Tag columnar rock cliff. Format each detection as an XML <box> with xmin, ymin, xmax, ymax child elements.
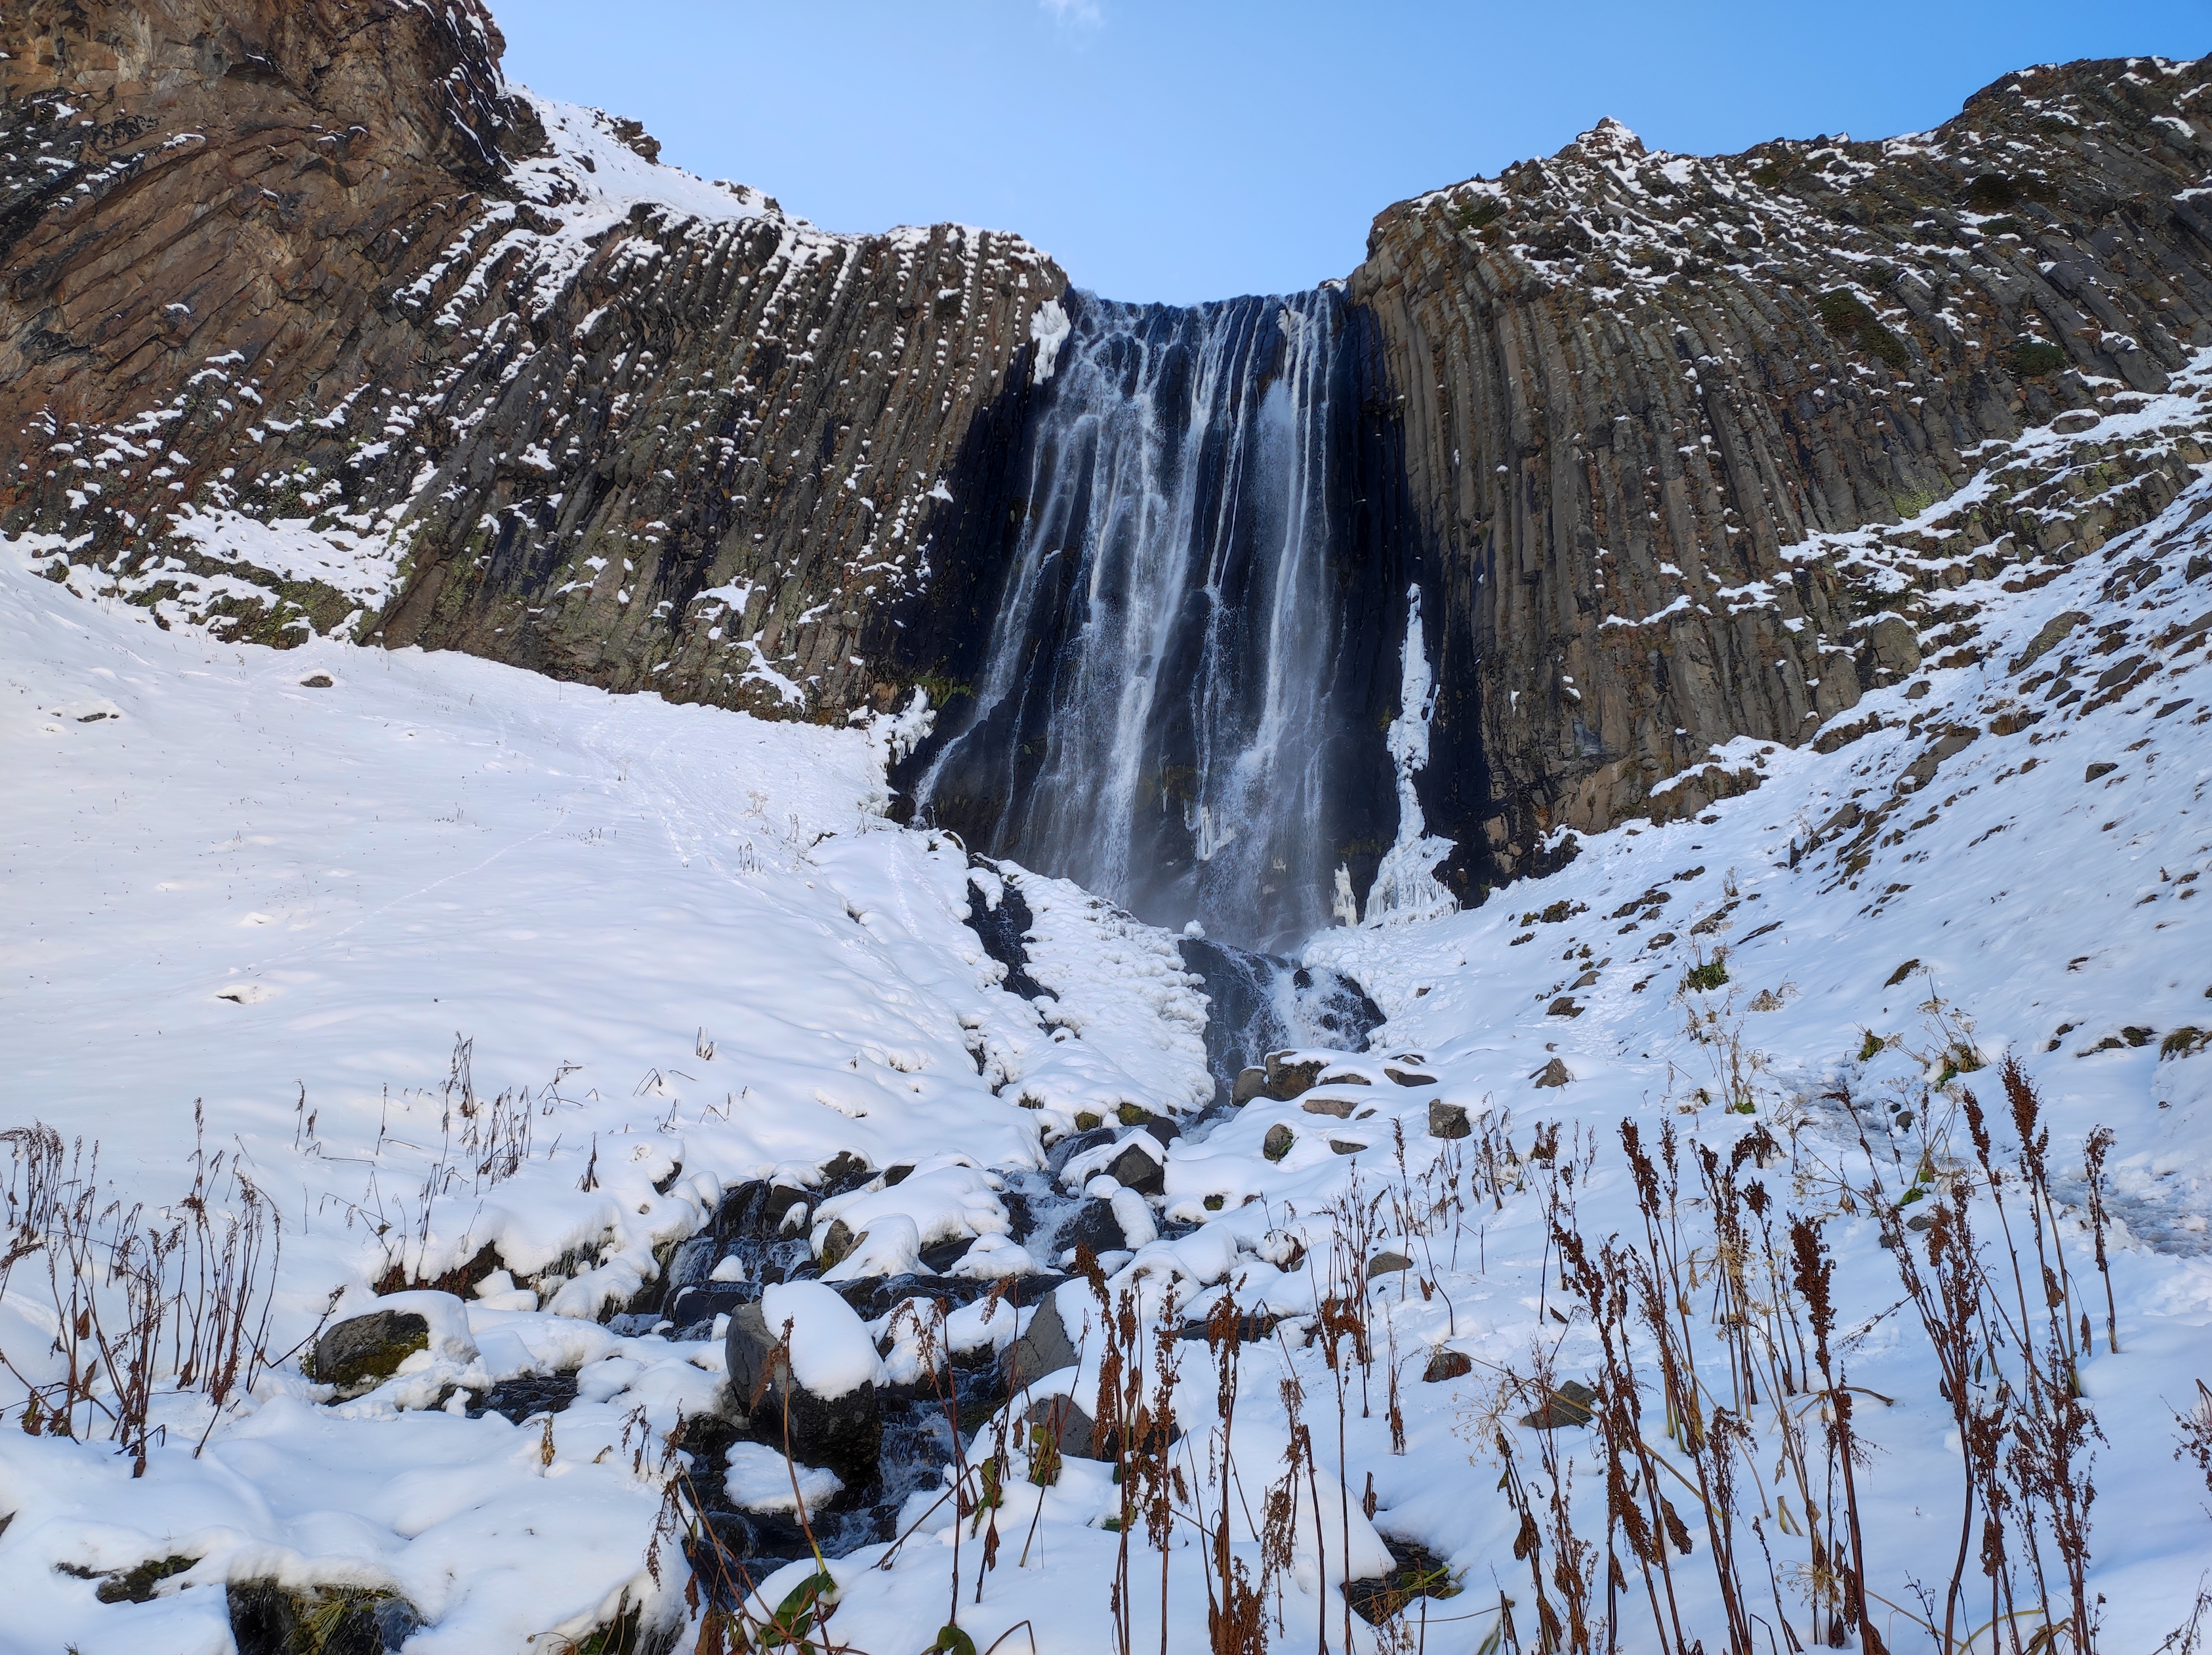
<box><xmin>0</xmin><ymin>0</ymin><xmax>1064</xmax><ymax>719</ymax></box>
<box><xmin>5</xmin><ymin>5</ymin><xmax>2209</xmax><ymax>912</ymax></box>
<box><xmin>1352</xmin><ymin>60</ymin><xmax>2212</xmax><ymax>889</ymax></box>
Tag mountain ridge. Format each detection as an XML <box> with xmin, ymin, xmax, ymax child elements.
<box><xmin>5</xmin><ymin>1</ymin><xmax>2208</xmax><ymax>909</ymax></box>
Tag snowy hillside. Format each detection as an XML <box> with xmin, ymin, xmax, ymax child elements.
<box><xmin>4</xmin><ymin>378</ymin><xmax>2212</xmax><ymax>1652</ymax></box>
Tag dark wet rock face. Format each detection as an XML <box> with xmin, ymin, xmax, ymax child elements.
<box><xmin>0</xmin><ymin>0</ymin><xmax>1064</xmax><ymax>724</ymax></box>
<box><xmin>963</xmin><ymin>860</ymin><xmax>1052</xmax><ymax>1003</ymax></box>
<box><xmin>899</xmin><ymin>292</ymin><xmax>1407</xmax><ymax>948</ymax></box>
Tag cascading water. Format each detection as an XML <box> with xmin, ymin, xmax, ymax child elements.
<box><xmin>1177</xmin><ymin>936</ymin><xmax>1384</xmax><ymax>1108</ymax></box>
<box><xmin>911</xmin><ymin>289</ymin><xmax>1397</xmax><ymax>952</ymax></box>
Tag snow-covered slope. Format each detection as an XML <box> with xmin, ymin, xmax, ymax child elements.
<box><xmin>0</xmin><ymin>535</ymin><xmax>1207</xmax><ymax>1653</ymax></box>
<box><xmin>4</xmin><ymin>379</ymin><xmax>2212</xmax><ymax>1652</ymax></box>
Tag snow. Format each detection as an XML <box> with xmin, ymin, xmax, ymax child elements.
<box><xmin>0</xmin><ymin>533</ymin><xmax>1214</xmax><ymax>1651</ymax></box>
<box><xmin>1362</xmin><ymin>584</ymin><xmax>1458</xmax><ymax>926</ymax></box>
<box><xmin>756</xmin><ymin>1283</ymin><xmax>884</xmax><ymax>1401</ymax></box>
<box><xmin>5</xmin><ymin>368</ymin><xmax>2212</xmax><ymax>1653</ymax></box>
<box><xmin>1029</xmin><ymin>297</ymin><xmax>1072</xmax><ymax>382</ymax></box>
<box><xmin>723</xmin><ymin>1441</ymin><xmax>842</xmax><ymax>1514</ymax></box>
<box><xmin>813</xmin><ymin>1160</ymin><xmax>1008</xmax><ymax>1257</ymax></box>
<box><xmin>163</xmin><ymin>503</ymin><xmax>414</xmax><ymax>609</ymax></box>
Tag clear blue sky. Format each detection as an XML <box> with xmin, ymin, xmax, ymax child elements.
<box><xmin>489</xmin><ymin>1</ymin><xmax>2206</xmax><ymax>304</ymax></box>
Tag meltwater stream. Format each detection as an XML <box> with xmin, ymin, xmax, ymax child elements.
<box><xmin>912</xmin><ymin>289</ymin><xmax>1392</xmax><ymax>952</ymax></box>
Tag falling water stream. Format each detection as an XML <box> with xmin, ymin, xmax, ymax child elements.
<box><xmin>912</xmin><ymin>289</ymin><xmax>1388</xmax><ymax>954</ymax></box>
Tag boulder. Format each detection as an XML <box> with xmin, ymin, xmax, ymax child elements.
<box><xmin>818</xmin><ymin>1217</ymin><xmax>860</xmax><ymax>1269</ymax></box>
<box><xmin>1048</xmin><ymin>1124</ymin><xmax>1116</xmax><ymax>1173</ymax></box>
<box><xmin>309</xmin><ymin>1309</ymin><xmax>428</xmax><ymax>1396</ymax></box>
<box><xmin>1000</xmin><ymin>1294</ymin><xmax>1081</xmax><ymax>1388</ymax></box>
<box><xmin>1264</xmin><ymin>1052</ymin><xmax>1326</xmax><ymax>1100</ymax></box>
<box><xmin>1301</xmin><ymin>1096</ymin><xmax>1356</xmax><ymax>1118</ymax></box>
<box><xmin>1423</xmin><ymin>1349</ymin><xmax>1473</xmax><ymax>1383</ymax></box>
<box><xmin>1021</xmin><ymin>1392</ymin><xmax>1099</xmax><ymax>1466</ymax></box>
<box><xmin>1231</xmin><ymin>1067</ymin><xmax>1269</xmax><ymax>1104</ymax></box>
<box><xmin>229</xmin><ymin>1583</ymin><xmax>420</xmax><ymax>1655</ymax></box>
<box><xmin>761</xmin><ymin>1182</ymin><xmax>811</xmax><ymax>1234</ymax></box>
<box><xmin>1428</xmin><ymin>1101</ymin><xmax>1471</xmax><ymax>1140</ymax></box>
<box><xmin>1864</xmin><ymin>614</ymin><xmax>1922</xmax><ymax>678</ymax></box>
<box><xmin>1059</xmin><ymin>1199</ymin><xmax>1126</xmax><ymax>1261</ymax></box>
<box><xmin>1262</xmin><ymin>1124</ymin><xmax>1295</xmax><ymax>1162</ymax></box>
<box><xmin>725</xmin><ymin>1300</ymin><xmax>883</xmax><ymax>1480</ymax></box>
<box><xmin>1517</xmin><ymin>1379</ymin><xmax>1597</xmax><ymax>1429</ymax></box>
<box><xmin>1106</xmin><ymin>1140</ymin><xmax>1165</xmax><ymax>1195</ymax></box>
<box><xmin>665</xmin><ymin>1281</ymin><xmax>760</xmax><ymax>1335</ymax></box>
<box><xmin>1532</xmin><ymin>1057</ymin><xmax>1573</xmax><ymax>1089</ymax></box>
<box><xmin>1366</xmin><ymin>1250</ymin><xmax>1414</xmax><ymax>1281</ymax></box>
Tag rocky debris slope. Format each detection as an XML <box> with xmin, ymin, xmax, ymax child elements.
<box><xmin>1353</xmin><ymin>56</ymin><xmax>2212</xmax><ymax>892</ymax></box>
<box><xmin>0</xmin><ymin>0</ymin><xmax>1063</xmax><ymax>721</ymax></box>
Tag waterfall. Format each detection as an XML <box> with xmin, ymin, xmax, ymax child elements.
<box><xmin>911</xmin><ymin>288</ymin><xmax>1394</xmax><ymax>951</ymax></box>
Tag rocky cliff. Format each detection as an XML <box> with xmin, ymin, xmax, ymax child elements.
<box><xmin>0</xmin><ymin>0</ymin><xmax>1064</xmax><ymax>721</ymax></box>
<box><xmin>5</xmin><ymin>8</ymin><xmax>2209</xmax><ymax>909</ymax></box>
<box><xmin>1352</xmin><ymin>58</ymin><xmax>2212</xmax><ymax>891</ymax></box>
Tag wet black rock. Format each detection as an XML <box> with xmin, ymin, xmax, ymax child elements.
<box><xmin>466</xmin><ymin>1370</ymin><xmax>583</xmax><ymax>1424</ymax></box>
<box><xmin>965</xmin><ymin>860</ymin><xmax>1054</xmax><ymax>1002</ymax></box>
<box><xmin>1056</xmin><ymin>1199</ymin><xmax>1127</xmax><ymax>1262</ymax></box>
<box><xmin>918</xmin><ymin>1237</ymin><xmax>974</xmax><ymax>1275</ymax></box>
<box><xmin>762</xmin><ymin>1183</ymin><xmax>811</xmax><ymax>1235</ymax></box>
<box><xmin>1046</xmin><ymin>1126</ymin><xmax>1116</xmax><ymax>1177</ymax></box>
<box><xmin>725</xmin><ymin>1303</ymin><xmax>884</xmax><ymax>1481</ymax></box>
<box><xmin>1106</xmin><ymin>1140</ymin><xmax>1165</xmax><ymax>1196</ymax></box>
<box><xmin>1344</xmin><ymin>1538</ymin><xmax>1462</xmax><ymax>1626</ymax></box>
<box><xmin>665</xmin><ymin>1281</ymin><xmax>763</xmax><ymax>1338</ymax></box>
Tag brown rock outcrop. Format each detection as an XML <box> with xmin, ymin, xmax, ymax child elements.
<box><xmin>0</xmin><ymin>0</ymin><xmax>1063</xmax><ymax>720</ymax></box>
<box><xmin>1352</xmin><ymin>60</ymin><xmax>2212</xmax><ymax>888</ymax></box>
